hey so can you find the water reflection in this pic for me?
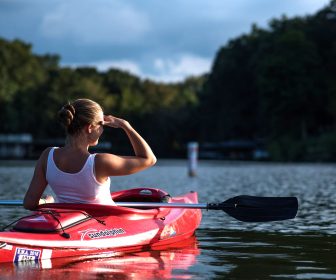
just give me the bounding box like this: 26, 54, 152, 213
0, 236, 199, 280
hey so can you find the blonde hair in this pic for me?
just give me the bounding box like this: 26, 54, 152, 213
58, 99, 103, 135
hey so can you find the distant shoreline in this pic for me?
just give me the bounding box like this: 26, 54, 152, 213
0, 159, 335, 168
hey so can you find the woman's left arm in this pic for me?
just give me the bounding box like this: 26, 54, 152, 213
23, 148, 50, 210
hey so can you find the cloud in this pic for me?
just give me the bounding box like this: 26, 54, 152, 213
40, 0, 150, 44
0, 0, 330, 82
95, 60, 142, 75
150, 54, 212, 83
64, 54, 212, 83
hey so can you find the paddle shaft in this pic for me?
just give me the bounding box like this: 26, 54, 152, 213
0, 200, 208, 209
0, 195, 299, 222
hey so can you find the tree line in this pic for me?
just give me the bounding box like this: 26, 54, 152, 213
201, 0, 336, 161
0, 1, 335, 161
0, 38, 204, 158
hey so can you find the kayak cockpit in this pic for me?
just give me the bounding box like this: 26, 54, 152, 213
36, 188, 172, 219
11, 188, 173, 234
111, 188, 171, 203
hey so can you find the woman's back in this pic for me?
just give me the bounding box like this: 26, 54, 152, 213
52, 147, 89, 174
46, 147, 114, 205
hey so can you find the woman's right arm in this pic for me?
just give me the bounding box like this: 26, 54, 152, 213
23, 148, 51, 210
95, 116, 157, 178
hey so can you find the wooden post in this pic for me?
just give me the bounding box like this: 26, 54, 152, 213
187, 142, 198, 177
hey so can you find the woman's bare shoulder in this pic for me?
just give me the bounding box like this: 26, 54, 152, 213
94, 153, 119, 165
94, 153, 126, 177
40, 147, 53, 160
36, 147, 54, 170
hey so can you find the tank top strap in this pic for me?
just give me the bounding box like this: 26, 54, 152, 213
46, 147, 57, 174
87, 153, 97, 176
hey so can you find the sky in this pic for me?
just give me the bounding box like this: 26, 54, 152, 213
0, 0, 331, 83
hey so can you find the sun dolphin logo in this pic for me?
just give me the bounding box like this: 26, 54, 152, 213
79, 228, 126, 240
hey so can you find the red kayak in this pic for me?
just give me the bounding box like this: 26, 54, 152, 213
0, 188, 202, 263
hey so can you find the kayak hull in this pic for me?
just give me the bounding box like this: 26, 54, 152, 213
0, 236, 200, 278
0, 188, 202, 263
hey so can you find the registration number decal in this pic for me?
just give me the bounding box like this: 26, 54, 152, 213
13, 248, 41, 263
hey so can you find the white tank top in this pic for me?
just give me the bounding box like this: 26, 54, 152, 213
46, 147, 115, 205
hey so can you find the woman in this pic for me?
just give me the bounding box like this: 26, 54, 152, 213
23, 98, 157, 210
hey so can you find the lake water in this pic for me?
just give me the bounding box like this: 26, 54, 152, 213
0, 160, 336, 279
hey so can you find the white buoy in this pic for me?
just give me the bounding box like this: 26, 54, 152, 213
187, 142, 198, 177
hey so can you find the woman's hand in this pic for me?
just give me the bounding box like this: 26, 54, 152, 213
39, 195, 55, 205
103, 115, 129, 129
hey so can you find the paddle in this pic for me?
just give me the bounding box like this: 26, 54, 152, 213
0, 195, 298, 222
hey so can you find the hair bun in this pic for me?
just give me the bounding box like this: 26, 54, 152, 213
57, 99, 102, 135
63, 104, 76, 117
58, 103, 76, 127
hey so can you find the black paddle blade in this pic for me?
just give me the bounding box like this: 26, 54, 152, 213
208, 195, 298, 222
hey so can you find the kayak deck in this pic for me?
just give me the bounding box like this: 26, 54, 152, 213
0, 188, 202, 263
